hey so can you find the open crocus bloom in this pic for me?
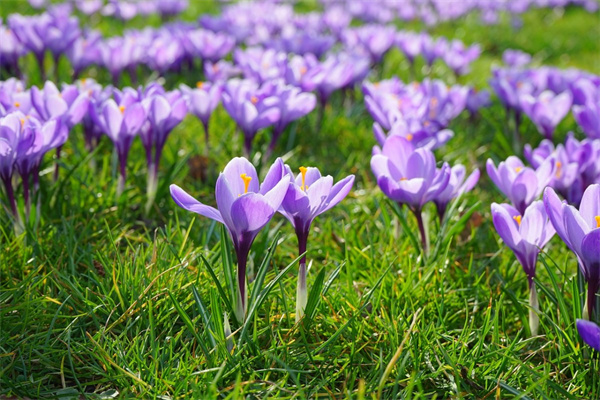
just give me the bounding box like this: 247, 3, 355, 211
170, 157, 289, 321
491, 200, 555, 335
434, 164, 480, 221
486, 155, 555, 214
520, 90, 572, 140
492, 201, 555, 287
371, 135, 450, 212
544, 184, 600, 317
279, 165, 354, 321
576, 319, 600, 351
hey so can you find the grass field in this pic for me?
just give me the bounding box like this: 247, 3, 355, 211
1, 2, 600, 398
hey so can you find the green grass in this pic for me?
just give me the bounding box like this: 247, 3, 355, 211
1, 3, 600, 399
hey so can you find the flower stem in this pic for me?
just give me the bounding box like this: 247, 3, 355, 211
412, 207, 428, 253
529, 282, 539, 336
295, 226, 309, 323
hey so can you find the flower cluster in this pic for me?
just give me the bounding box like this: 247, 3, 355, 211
171, 157, 354, 322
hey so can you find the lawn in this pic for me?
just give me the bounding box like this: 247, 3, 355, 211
1, 1, 600, 399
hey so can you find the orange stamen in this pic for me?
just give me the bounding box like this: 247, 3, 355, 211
513, 215, 522, 226
299, 166, 308, 191
240, 174, 252, 194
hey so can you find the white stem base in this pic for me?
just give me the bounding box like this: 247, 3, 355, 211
529, 284, 539, 336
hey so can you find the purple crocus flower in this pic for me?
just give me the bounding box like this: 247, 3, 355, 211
15, 114, 66, 220
31, 81, 90, 180
443, 40, 481, 76
96, 94, 146, 196
576, 319, 600, 351
67, 30, 103, 79
524, 138, 583, 205
0, 20, 24, 78
285, 54, 322, 92
170, 157, 289, 321
184, 29, 235, 63
520, 90, 573, 140
491, 200, 555, 335
204, 60, 241, 83
434, 165, 480, 221
30, 82, 89, 129
234, 47, 288, 84
466, 88, 492, 115
372, 121, 454, 151
371, 135, 450, 250
268, 84, 316, 157
1, 112, 66, 227
573, 100, 600, 139
486, 156, 555, 214
502, 49, 532, 68
544, 184, 600, 318
343, 25, 396, 65
8, 14, 53, 80
180, 82, 222, 151
221, 79, 281, 157
0, 113, 22, 224
279, 165, 354, 321
396, 31, 423, 66
140, 88, 188, 212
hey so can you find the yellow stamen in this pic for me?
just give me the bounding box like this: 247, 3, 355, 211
430, 97, 438, 107
555, 162, 562, 179
250, 96, 258, 104
300, 66, 307, 75
513, 215, 522, 226
240, 173, 252, 194
400, 177, 408, 181
299, 166, 308, 191
81, 78, 87, 84
424, 121, 431, 127
515, 167, 523, 173
406, 134, 413, 141
595, 216, 600, 228
119, 105, 125, 113
20, 118, 25, 126
196, 81, 204, 89
14, 101, 20, 108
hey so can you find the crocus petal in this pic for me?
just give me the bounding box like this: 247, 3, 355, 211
576, 319, 600, 351
230, 193, 275, 235
580, 229, 600, 271
492, 202, 522, 249
170, 184, 224, 224
563, 205, 591, 257
579, 184, 600, 230
260, 157, 287, 194
323, 175, 355, 213
222, 157, 259, 196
